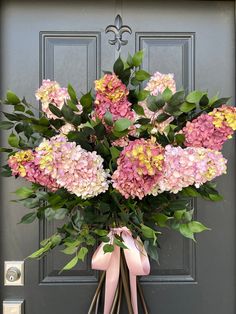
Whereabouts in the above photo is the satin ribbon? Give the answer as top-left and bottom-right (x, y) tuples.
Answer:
(92, 227), (150, 314)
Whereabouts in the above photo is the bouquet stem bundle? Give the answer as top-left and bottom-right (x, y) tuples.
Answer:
(88, 251), (148, 314)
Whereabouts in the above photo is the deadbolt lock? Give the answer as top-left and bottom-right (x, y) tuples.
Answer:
(6, 267), (21, 282)
(4, 261), (24, 286)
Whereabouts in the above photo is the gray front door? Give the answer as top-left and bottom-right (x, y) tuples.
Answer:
(1, 1), (235, 313)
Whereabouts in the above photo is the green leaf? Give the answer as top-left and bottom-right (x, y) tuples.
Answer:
(61, 104), (74, 122)
(182, 186), (201, 197)
(133, 104), (145, 115)
(0, 147), (13, 152)
(78, 247), (88, 261)
(44, 208), (55, 221)
(19, 212), (37, 224)
(141, 224), (157, 245)
(208, 193), (223, 201)
(135, 70), (150, 81)
(131, 77), (140, 86)
(175, 133), (185, 145)
(67, 84), (77, 104)
(54, 208), (68, 220)
(51, 234), (62, 246)
(94, 123), (106, 140)
(61, 246), (77, 255)
(67, 99), (79, 111)
(0, 121), (14, 130)
(94, 229), (108, 236)
(104, 111), (113, 126)
(114, 237), (128, 249)
(136, 118), (151, 125)
(28, 242), (51, 258)
(103, 244), (114, 253)
(162, 87), (173, 102)
(174, 210), (186, 221)
(114, 118), (132, 132)
(179, 224), (195, 241)
(113, 57), (124, 76)
(14, 104), (25, 112)
(110, 146), (121, 159)
(169, 90), (185, 106)
(188, 221), (210, 233)
(62, 255), (79, 271)
(146, 95), (159, 112)
(6, 91), (21, 105)
(132, 50), (144, 67)
(156, 113), (170, 123)
(186, 91), (205, 103)
(137, 90), (150, 101)
(127, 53), (133, 67)
(8, 133), (19, 148)
(144, 240), (159, 262)
(100, 236), (110, 243)
(209, 94), (219, 106)
(199, 94), (209, 109)
(153, 213), (170, 227)
(210, 97), (231, 109)
(119, 68), (131, 86)
(3, 112), (19, 121)
(180, 102), (196, 113)
(15, 186), (34, 198)
(80, 92), (93, 108)
(49, 103), (62, 118)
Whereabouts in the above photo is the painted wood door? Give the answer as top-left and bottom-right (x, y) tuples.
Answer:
(0, 1), (235, 313)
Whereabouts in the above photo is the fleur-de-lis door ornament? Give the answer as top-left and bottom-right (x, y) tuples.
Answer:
(105, 14), (132, 51)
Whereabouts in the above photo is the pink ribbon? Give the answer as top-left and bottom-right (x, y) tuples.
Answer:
(92, 227), (150, 314)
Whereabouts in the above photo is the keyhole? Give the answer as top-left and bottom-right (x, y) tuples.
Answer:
(6, 267), (21, 282)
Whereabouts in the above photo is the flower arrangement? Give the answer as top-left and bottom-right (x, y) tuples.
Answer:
(1, 51), (235, 313)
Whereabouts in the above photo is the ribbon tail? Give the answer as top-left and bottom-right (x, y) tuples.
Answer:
(104, 245), (120, 314)
(129, 273), (138, 314)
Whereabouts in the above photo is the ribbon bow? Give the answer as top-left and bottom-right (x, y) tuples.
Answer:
(92, 227), (150, 314)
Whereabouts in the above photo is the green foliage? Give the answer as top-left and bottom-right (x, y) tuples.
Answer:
(135, 70), (150, 81)
(132, 50), (144, 67)
(103, 244), (114, 253)
(104, 111), (113, 126)
(19, 212), (37, 224)
(6, 91), (21, 105)
(0, 121), (15, 130)
(49, 103), (62, 117)
(113, 56), (124, 76)
(0, 50), (230, 270)
(114, 118), (132, 132)
(186, 91), (206, 103)
(15, 186), (34, 198)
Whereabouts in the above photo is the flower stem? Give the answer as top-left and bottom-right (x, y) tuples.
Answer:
(88, 271), (105, 314)
(110, 276), (120, 313)
(137, 280), (149, 314)
(120, 250), (134, 314)
(116, 275), (123, 314)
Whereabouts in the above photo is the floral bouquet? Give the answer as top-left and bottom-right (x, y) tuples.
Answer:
(1, 51), (235, 314)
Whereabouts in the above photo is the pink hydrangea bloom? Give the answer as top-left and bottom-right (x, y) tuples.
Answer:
(94, 74), (135, 125)
(151, 145), (227, 195)
(146, 72), (176, 96)
(111, 137), (130, 148)
(8, 150), (59, 191)
(182, 111), (233, 150)
(35, 135), (109, 199)
(139, 71), (176, 134)
(209, 104), (236, 130)
(36, 80), (83, 121)
(112, 139), (164, 199)
(35, 80), (70, 120)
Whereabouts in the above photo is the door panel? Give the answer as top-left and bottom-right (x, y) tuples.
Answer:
(0, 1), (235, 313)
